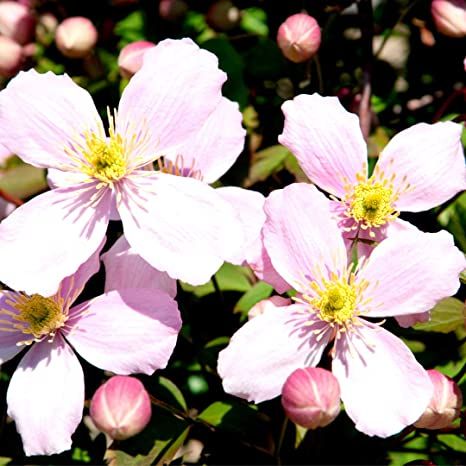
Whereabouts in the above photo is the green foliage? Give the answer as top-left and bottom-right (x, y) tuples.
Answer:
(414, 298), (465, 333)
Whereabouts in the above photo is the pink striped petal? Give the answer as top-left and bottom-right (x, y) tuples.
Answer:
(377, 122), (466, 212)
(65, 289), (181, 375)
(279, 94), (367, 198)
(102, 235), (176, 298)
(218, 304), (331, 403)
(0, 70), (102, 170)
(7, 336), (84, 456)
(0, 184), (111, 296)
(332, 321), (433, 437)
(358, 230), (465, 318)
(263, 183), (347, 293)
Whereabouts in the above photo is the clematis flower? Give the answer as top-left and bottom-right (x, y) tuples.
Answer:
(0, 38), (243, 296)
(218, 183), (465, 437)
(0, 242), (181, 456)
(279, 93), (466, 253)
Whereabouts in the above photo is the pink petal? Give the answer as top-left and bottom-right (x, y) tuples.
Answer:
(102, 235), (176, 298)
(218, 304), (331, 403)
(117, 38), (226, 167)
(263, 183), (347, 293)
(215, 186), (265, 265)
(395, 311), (430, 328)
(7, 336), (84, 456)
(116, 172), (243, 286)
(0, 69), (102, 170)
(165, 98), (245, 183)
(376, 122), (466, 212)
(0, 198), (15, 221)
(0, 142), (12, 165)
(279, 93), (367, 198)
(0, 184), (111, 296)
(332, 321), (433, 437)
(65, 289), (181, 375)
(357, 230), (465, 318)
(0, 290), (25, 363)
(47, 169), (88, 189)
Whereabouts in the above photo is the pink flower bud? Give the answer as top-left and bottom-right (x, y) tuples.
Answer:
(277, 13), (321, 63)
(248, 296), (291, 320)
(207, 1), (241, 31)
(0, 35), (23, 77)
(414, 369), (462, 429)
(36, 13), (58, 45)
(0, 0), (35, 45)
(159, 0), (188, 22)
(431, 0), (466, 38)
(282, 368), (341, 429)
(118, 40), (156, 79)
(55, 16), (98, 58)
(90, 376), (152, 440)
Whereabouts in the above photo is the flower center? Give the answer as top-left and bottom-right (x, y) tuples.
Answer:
(1, 294), (66, 341)
(311, 278), (357, 325)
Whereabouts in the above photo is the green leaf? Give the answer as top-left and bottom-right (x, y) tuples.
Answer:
(154, 427), (190, 466)
(72, 447), (91, 463)
(283, 153), (308, 182)
(0, 458), (11, 466)
(294, 424), (307, 449)
(245, 144), (290, 187)
(438, 192), (466, 252)
(114, 11), (146, 47)
(234, 281), (273, 316)
(240, 8), (269, 37)
(437, 434), (466, 453)
(0, 163), (47, 199)
(151, 376), (187, 411)
(414, 297), (465, 333)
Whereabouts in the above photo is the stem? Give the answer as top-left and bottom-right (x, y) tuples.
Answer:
(275, 417), (288, 465)
(313, 55), (324, 94)
(212, 275), (224, 306)
(0, 188), (23, 207)
(453, 360), (466, 383)
(357, 0), (374, 141)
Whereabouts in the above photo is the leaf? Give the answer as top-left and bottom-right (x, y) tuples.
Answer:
(154, 427), (190, 466)
(437, 192), (466, 252)
(437, 434), (466, 453)
(245, 144), (290, 187)
(234, 281), (273, 316)
(294, 424), (307, 449)
(283, 153), (308, 182)
(114, 11), (146, 47)
(240, 8), (269, 37)
(414, 297), (465, 333)
(244, 38), (285, 80)
(0, 458), (11, 466)
(0, 163), (47, 199)
(151, 375), (187, 412)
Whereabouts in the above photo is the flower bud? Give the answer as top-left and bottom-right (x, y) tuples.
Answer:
(90, 376), (152, 440)
(36, 13), (58, 45)
(282, 368), (341, 429)
(55, 16), (98, 58)
(0, 35), (23, 77)
(248, 296), (291, 320)
(414, 369), (462, 429)
(159, 0), (188, 22)
(118, 40), (156, 79)
(431, 0), (466, 38)
(207, 1), (241, 31)
(277, 13), (321, 63)
(0, 0), (35, 45)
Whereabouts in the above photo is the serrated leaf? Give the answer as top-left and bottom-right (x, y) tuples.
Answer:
(414, 298), (465, 333)
(245, 144), (290, 187)
(234, 281), (273, 316)
(0, 163), (47, 199)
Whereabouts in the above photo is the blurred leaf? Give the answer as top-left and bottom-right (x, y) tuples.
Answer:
(245, 38), (285, 80)
(199, 336), (230, 368)
(243, 105), (259, 132)
(401, 338), (426, 353)
(367, 126), (390, 157)
(438, 192), (466, 252)
(202, 37), (248, 108)
(181, 263), (253, 297)
(388, 435), (428, 466)
(414, 298), (465, 333)
(240, 8), (269, 37)
(234, 281), (273, 315)
(114, 11), (146, 47)
(187, 374), (209, 395)
(72, 447), (91, 463)
(182, 11), (209, 38)
(0, 458), (11, 466)
(437, 434), (466, 453)
(154, 427), (189, 466)
(35, 57), (65, 74)
(284, 153), (308, 182)
(294, 425), (307, 449)
(0, 163), (47, 199)
(245, 144), (290, 187)
(152, 375), (187, 411)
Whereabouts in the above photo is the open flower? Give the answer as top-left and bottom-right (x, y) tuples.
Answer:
(0, 38), (243, 296)
(279, 93), (466, 252)
(0, 243), (181, 456)
(218, 183), (465, 437)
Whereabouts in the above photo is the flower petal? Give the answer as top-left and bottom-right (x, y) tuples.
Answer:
(215, 186), (265, 265)
(263, 183), (347, 293)
(279, 93), (367, 198)
(395, 312), (430, 328)
(376, 122), (466, 212)
(7, 335), (84, 456)
(165, 98), (245, 183)
(218, 304), (331, 403)
(117, 38), (226, 167)
(102, 235), (176, 298)
(0, 184), (111, 296)
(65, 289), (181, 375)
(358, 230), (465, 318)
(0, 291), (25, 363)
(0, 70), (102, 170)
(332, 321), (433, 437)
(116, 171), (243, 285)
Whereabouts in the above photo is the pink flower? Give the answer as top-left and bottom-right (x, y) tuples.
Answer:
(118, 41), (157, 78)
(0, 38), (243, 296)
(279, 93), (466, 253)
(0, 242), (181, 456)
(218, 183), (465, 437)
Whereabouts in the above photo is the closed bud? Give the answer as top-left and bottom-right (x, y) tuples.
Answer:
(414, 369), (462, 430)
(277, 13), (321, 63)
(207, 1), (241, 31)
(431, 0), (466, 38)
(55, 16), (98, 58)
(90, 376), (152, 440)
(0, 36), (23, 77)
(0, 0), (35, 45)
(159, 0), (188, 22)
(282, 368), (341, 429)
(118, 40), (156, 79)
(36, 13), (58, 45)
